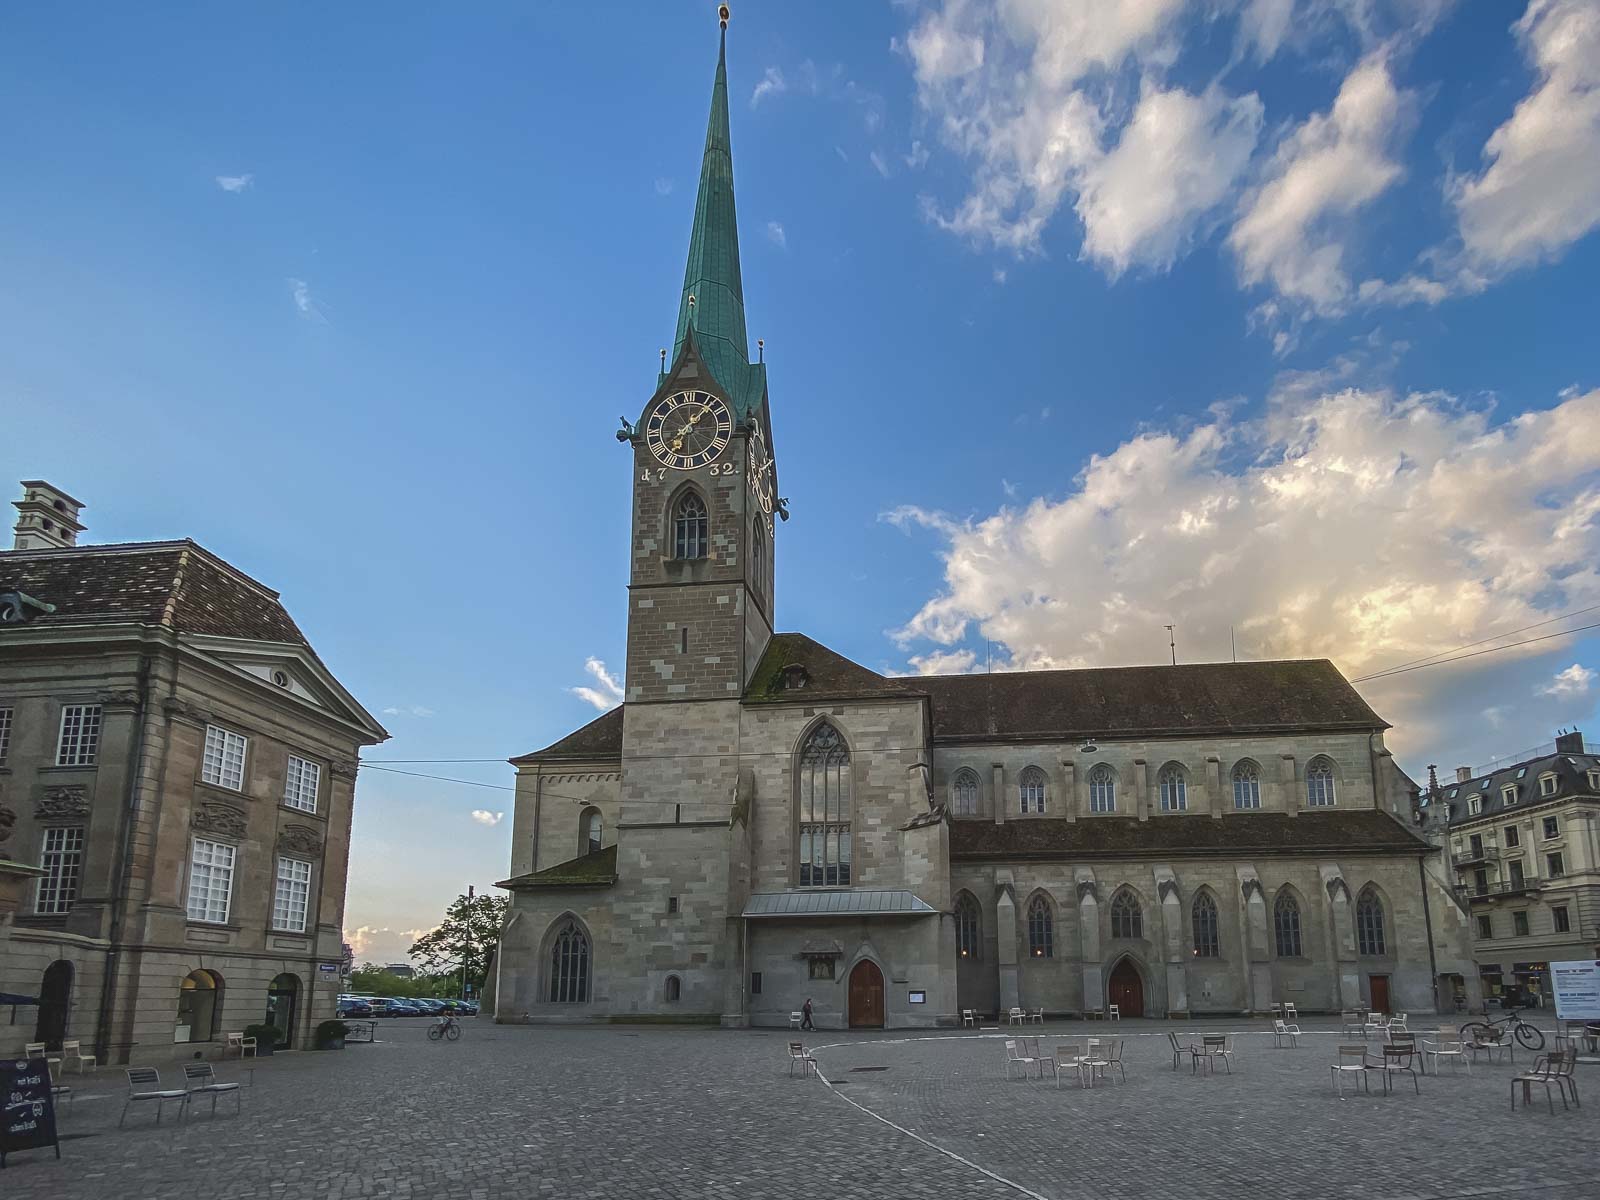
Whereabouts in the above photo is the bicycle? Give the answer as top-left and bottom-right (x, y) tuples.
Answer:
(1460, 1004), (1545, 1050)
(426, 1015), (461, 1042)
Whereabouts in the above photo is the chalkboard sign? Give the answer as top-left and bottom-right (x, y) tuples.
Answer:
(1, 1057), (60, 1168)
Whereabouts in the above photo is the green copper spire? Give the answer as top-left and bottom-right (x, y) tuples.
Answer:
(670, 14), (764, 419)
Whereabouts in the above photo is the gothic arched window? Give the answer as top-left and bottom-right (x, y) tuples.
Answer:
(797, 723), (851, 887)
(1233, 761), (1261, 810)
(951, 768), (979, 816)
(1019, 766), (1048, 814)
(674, 492), (708, 560)
(1027, 895), (1053, 958)
(1274, 891), (1303, 957)
(583, 809), (602, 856)
(955, 893), (981, 960)
(549, 920), (591, 1003)
(1089, 764), (1117, 813)
(1110, 889), (1142, 939)
(1192, 891), (1219, 957)
(1306, 757), (1337, 807)
(1356, 888), (1386, 956)
(1158, 764), (1187, 812)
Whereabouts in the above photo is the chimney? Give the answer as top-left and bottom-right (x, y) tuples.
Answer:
(1455, 766), (1472, 783)
(1555, 730), (1585, 755)
(11, 481), (85, 551)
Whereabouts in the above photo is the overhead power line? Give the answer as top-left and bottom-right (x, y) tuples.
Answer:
(1353, 602), (1600, 680)
(1353, 621), (1600, 683)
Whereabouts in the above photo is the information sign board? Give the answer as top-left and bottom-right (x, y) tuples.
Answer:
(1, 1057), (60, 1168)
(1551, 960), (1600, 1022)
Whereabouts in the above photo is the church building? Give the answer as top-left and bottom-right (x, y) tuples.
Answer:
(493, 14), (1479, 1028)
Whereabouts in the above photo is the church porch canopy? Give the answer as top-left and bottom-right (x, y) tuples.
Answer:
(742, 890), (938, 918)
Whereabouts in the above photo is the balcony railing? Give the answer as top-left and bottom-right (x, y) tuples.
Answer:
(1454, 880), (1542, 903)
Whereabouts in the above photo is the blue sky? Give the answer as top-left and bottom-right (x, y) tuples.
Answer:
(4, 1), (1598, 966)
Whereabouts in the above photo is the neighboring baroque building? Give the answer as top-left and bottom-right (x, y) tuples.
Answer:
(1430, 731), (1600, 1006)
(492, 17), (1479, 1028)
(0, 481), (387, 1062)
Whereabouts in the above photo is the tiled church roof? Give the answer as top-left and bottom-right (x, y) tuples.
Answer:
(512, 706), (624, 763)
(497, 843), (618, 890)
(747, 633), (1388, 740)
(0, 540), (308, 644)
(950, 811), (1429, 860)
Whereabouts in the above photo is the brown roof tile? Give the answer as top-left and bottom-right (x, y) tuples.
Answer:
(950, 810), (1428, 860)
(0, 540), (308, 644)
(496, 843), (618, 890)
(512, 706), (624, 763)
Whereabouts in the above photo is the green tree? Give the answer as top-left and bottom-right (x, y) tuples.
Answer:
(407, 891), (508, 995)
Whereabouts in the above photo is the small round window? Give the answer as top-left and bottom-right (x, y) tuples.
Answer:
(272, 671), (290, 688)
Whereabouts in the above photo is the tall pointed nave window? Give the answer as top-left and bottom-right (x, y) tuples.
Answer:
(674, 492), (709, 560)
(798, 723), (850, 887)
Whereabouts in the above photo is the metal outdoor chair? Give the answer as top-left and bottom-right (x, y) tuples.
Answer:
(786, 1042), (817, 1078)
(1106, 1004), (1121, 1021)
(1007, 1007), (1025, 1026)
(1048, 1043), (1089, 1089)
(59, 1038), (97, 1075)
(1340, 1011), (1365, 1037)
(1192, 1034), (1234, 1074)
(23, 1041), (62, 1074)
(120, 1068), (188, 1127)
(1511, 1048), (1574, 1115)
(1331, 1045), (1376, 1097)
(180, 1062), (242, 1120)
(1469, 1026), (1514, 1065)
(46, 1060), (72, 1113)
(1167, 1030), (1195, 1070)
(1088, 1038), (1125, 1084)
(1004, 1038), (1038, 1081)
(225, 1031), (257, 1059)
(1423, 1027), (1470, 1076)
(1028, 1007), (1045, 1024)
(1283, 1002), (1299, 1021)
(788, 1012), (803, 1031)
(1375, 1044), (1421, 1095)
(1273, 1019), (1301, 1048)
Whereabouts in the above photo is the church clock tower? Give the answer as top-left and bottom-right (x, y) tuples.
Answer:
(621, 6), (777, 708)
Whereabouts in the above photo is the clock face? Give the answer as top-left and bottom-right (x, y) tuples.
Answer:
(748, 422), (775, 514)
(645, 390), (733, 470)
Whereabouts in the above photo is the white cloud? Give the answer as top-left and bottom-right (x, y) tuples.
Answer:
(381, 704), (435, 718)
(1238, 0), (1296, 60)
(892, 383), (1600, 758)
(569, 656), (624, 711)
(993, 267), (1008, 284)
(751, 66), (787, 107)
(288, 277), (326, 322)
(907, 648), (980, 675)
(654, 177), (674, 196)
(766, 220), (787, 249)
(469, 810), (504, 827)
(1228, 53), (1409, 315)
(905, 140), (931, 169)
(870, 150), (891, 178)
(1451, 0), (1600, 273)
(1077, 84), (1262, 276)
(215, 173), (253, 193)
(1542, 663), (1597, 699)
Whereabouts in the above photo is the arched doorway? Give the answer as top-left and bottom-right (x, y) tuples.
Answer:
(848, 959), (884, 1028)
(1107, 958), (1145, 1018)
(176, 969), (223, 1043)
(35, 960), (73, 1050)
(267, 974), (300, 1049)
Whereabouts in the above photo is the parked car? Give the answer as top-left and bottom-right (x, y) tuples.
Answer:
(386, 999), (424, 1017)
(336, 998), (373, 1018)
(364, 997), (398, 1017)
(412, 998), (446, 1015)
(454, 1001), (479, 1016)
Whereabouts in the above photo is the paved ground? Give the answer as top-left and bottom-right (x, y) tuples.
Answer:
(4, 1017), (1596, 1199)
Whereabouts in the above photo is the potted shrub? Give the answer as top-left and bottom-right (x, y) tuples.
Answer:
(243, 1023), (281, 1056)
(315, 1019), (350, 1050)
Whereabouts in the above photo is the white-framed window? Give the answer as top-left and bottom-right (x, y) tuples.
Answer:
(1542, 815), (1560, 840)
(1018, 766), (1047, 814)
(35, 826), (85, 915)
(1305, 758), (1336, 807)
(1588, 769), (1600, 792)
(186, 837), (236, 924)
(272, 856), (313, 932)
(1158, 764), (1187, 812)
(0, 706), (12, 765)
(283, 755), (321, 812)
(1538, 773), (1558, 797)
(1232, 761), (1261, 810)
(56, 704), (102, 766)
(202, 724), (248, 791)
(1088, 764), (1117, 813)
(1501, 785), (1517, 807)
(1466, 794), (1483, 816)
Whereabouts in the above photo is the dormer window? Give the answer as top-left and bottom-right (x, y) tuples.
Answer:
(1501, 786), (1517, 807)
(1588, 769), (1600, 792)
(1466, 794), (1482, 816)
(777, 664), (810, 691)
(1538, 774), (1558, 798)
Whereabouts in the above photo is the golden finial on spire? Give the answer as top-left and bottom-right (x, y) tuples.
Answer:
(719, 5), (730, 30)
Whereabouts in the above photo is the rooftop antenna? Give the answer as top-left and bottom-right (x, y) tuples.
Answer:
(1164, 625), (1176, 666)
(719, 3), (729, 30)
(659, 348), (666, 373)
(757, 338), (764, 363)
(1230, 625), (1237, 663)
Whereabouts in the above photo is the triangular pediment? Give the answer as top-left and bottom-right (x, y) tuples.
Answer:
(181, 633), (389, 743)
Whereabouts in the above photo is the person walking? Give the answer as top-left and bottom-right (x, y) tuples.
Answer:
(801, 998), (815, 1031)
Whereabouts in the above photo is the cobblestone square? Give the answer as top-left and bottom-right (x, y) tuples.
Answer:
(5, 1018), (1596, 1199)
